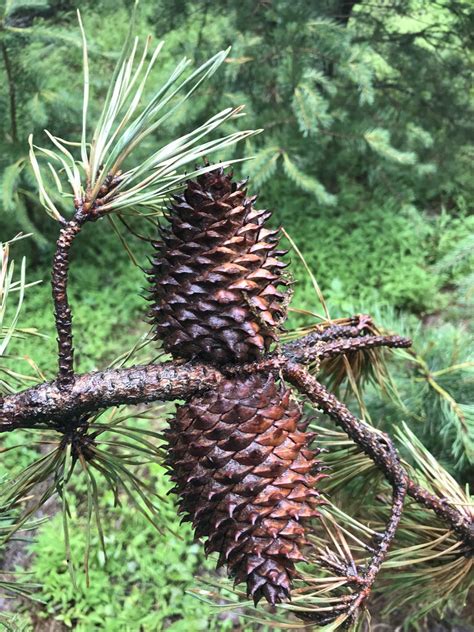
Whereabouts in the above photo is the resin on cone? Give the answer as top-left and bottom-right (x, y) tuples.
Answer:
(165, 373), (325, 605)
(147, 169), (289, 364)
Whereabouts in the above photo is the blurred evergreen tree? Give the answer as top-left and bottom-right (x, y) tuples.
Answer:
(147, 0), (473, 209)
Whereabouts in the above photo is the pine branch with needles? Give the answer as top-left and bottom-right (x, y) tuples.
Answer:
(0, 10), (472, 630)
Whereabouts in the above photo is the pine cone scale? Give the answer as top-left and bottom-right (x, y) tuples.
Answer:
(149, 169), (326, 604)
(164, 372), (323, 604)
(149, 170), (289, 363)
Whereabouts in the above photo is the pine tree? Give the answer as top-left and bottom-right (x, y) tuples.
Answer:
(0, 10), (472, 631)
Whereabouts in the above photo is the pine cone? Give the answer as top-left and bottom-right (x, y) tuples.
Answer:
(149, 169), (324, 604)
(147, 168), (289, 364)
(164, 372), (325, 605)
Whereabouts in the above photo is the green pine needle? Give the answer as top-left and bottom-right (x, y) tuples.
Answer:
(29, 13), (261, 219)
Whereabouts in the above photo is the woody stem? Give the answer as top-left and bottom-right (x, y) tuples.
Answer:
(282, 361), (473, 548)
(283, 362), (408, 616)
(0, 340), (471, 549)
(284, 333), (411, 364)
(52, 210), (88, 387)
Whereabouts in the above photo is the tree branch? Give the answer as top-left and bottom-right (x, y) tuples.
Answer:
(52, 212), (88, 387)
(284, 332), (411, 364)
(283, 361), (408, 617)
(52, 183), (122, 387)
(406, 479), (474, 546)
(0, 328), (471, 554)
(0, 360), (222, 432)
(0, 325), (410, 431)
(282, 363), (473, 549)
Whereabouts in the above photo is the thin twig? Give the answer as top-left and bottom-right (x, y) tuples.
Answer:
(282, 363), (473, 550)
(283, 362), (408, 620)
(51, 211), (87, 386)
(406, 480), (473, 546)
(285, 333), (411, 364)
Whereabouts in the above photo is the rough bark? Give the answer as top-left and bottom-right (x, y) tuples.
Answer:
(0, 331), (409, 432)
(283, 363), (473, 549)
(0, 329), (471, 552)
(0, 361), (222, 431)
(284, 333), (410, 364)
(51, 213), (87, 386)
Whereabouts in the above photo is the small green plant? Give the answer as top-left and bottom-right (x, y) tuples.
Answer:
(29, 464), (239, 632)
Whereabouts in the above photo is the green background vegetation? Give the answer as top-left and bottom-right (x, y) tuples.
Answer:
(0, 0), (472, 630)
